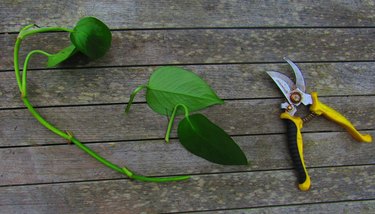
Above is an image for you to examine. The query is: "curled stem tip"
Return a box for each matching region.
[165,104,190,143]
[20,24,37,33]
[125,85,148,114]
[21,50,52,96]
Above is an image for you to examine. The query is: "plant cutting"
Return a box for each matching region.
[13,17,189,182]
[125,67,249,165]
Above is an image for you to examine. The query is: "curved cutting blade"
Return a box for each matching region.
[283,57,306,92]
[266,71,295,102]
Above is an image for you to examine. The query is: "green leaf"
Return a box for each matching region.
[70,16,112,59]
[47,44,77,67]
[146,66,224,115]
[178,114,248,165]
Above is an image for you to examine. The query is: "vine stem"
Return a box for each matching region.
[23,97,189,182]
[124,85,148,114]
[165,104,190,143]
[14,25,190,183]
[122,167,190,182]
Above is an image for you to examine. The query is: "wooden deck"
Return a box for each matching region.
[0,1,374,213]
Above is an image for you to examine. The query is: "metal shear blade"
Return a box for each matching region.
[283,57,306,92]
[266,71,295,97]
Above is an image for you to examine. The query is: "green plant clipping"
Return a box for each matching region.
[13,17,188,183]
[126,67,249,166]
[178,114,248,165]
[70,17,112,59]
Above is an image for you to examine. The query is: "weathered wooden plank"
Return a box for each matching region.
[1,96,373,147]
[1,0,375,33]
[1,62,374,109]
[1,131,374,186]
[0,165,373,213]
[194,200,375,214]
[2,28,375,70]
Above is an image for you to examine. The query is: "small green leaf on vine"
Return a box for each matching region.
[47,16,112,67]
[126,67,248,165]
[70,16,112,59]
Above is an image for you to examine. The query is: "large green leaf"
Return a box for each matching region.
[146,67,224,115]
[47,44,77,67]
[70,17,112,59]
[178,114,248,165]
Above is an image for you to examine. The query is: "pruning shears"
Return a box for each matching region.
[267,57,372,191]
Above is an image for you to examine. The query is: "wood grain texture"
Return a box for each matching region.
[1,1,374,212]
[1,0,375,32]
[1,96,373,147]
[2,28,375,70]
[195,200,375,214]
[0,165,374,213]
[1,131,374,186]
[1,62,374,109]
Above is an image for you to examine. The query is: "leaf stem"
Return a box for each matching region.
[165,104,190,143]
[21,50,52,97]
[125,85,148,114]
[19,26,74,39]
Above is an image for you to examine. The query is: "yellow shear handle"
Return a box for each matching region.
[310,92,372,143]
[280,112,311,191]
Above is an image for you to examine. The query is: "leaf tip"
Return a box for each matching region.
[237,154,249,166]
[237,158,250,166]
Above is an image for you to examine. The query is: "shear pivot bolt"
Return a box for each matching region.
[290,92,302,103]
